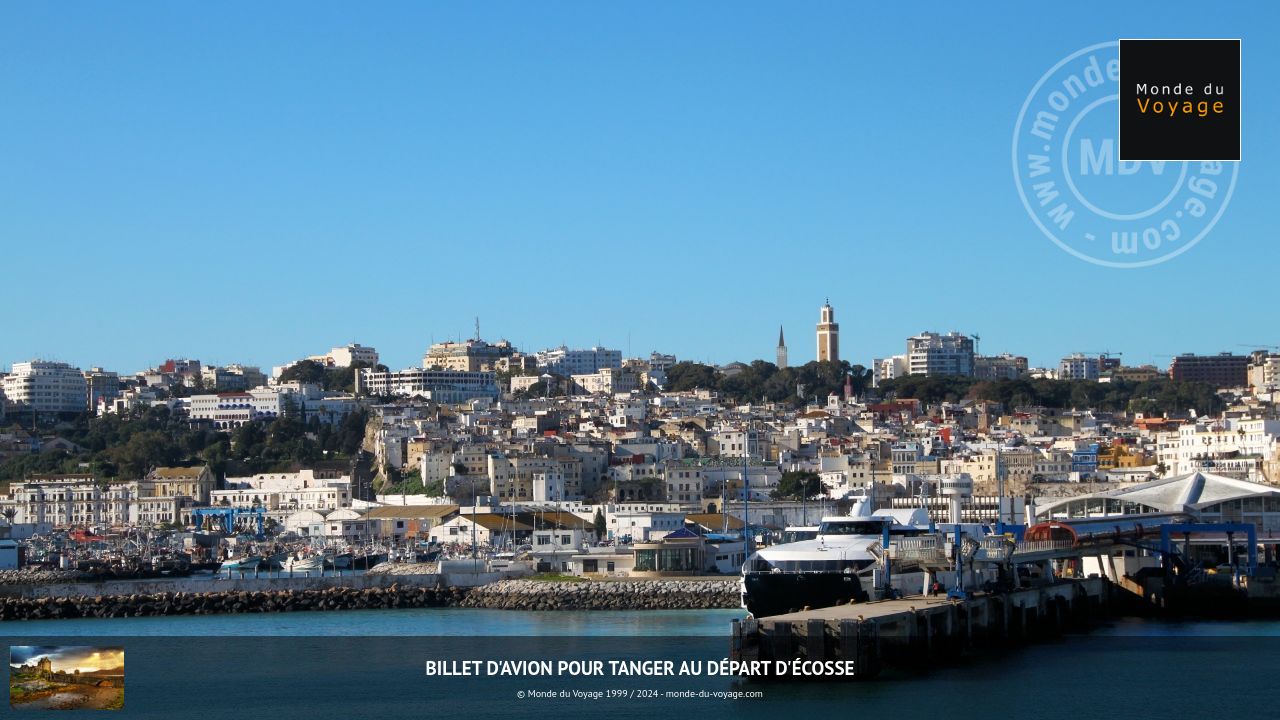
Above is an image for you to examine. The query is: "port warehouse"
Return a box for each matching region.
[732,471,1280,677]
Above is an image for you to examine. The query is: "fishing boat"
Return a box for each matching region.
[325,552,352,570]
[219,555,263,574]
[279,553,325,573]
[349,550,387,570]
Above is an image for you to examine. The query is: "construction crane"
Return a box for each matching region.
[1237,344,1280,351]
[970,333,981,356]
[1073,350,1123,360]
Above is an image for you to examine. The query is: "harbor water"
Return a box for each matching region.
[2,609,1277,718]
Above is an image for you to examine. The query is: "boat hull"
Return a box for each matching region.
[220,557,262,574]
[741,572,869,618]
[280,557,325,573]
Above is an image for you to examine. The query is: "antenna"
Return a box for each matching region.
[475,317,481,342]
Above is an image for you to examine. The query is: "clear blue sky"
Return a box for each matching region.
[2,2,1275,373]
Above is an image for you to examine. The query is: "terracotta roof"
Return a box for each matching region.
[463,514,535,531]
[684,513,745,530]
[364,504,459,520]
[148,466,208,479]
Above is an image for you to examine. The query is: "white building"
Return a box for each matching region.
[609,508,685,542]
[221,470,353,512]
[186,385,355,429]
[906,332,974,377]
[873,355,909,385]
[354,368,498,403]
[1249,353,1280,392]
[532,471,566,503]
[423,339,513,372]
[1,474,194,527]
[534,346,622,376]
[3,360,88,413]
[1058,353,1101,381]
[186,388,290,429]
[1164,418,1280,480]
[324,344,379,368]
[201,364,267,391]
[571,368,638,395]
[83,368,120,409]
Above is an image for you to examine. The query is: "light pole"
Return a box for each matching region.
[471,475,478,572]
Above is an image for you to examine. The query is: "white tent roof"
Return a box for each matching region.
[1037,471,1280,516]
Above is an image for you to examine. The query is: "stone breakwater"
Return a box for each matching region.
[0,585,467,620]
[0,578,741,620]
[0,569,87,585]
[458,579,741,611]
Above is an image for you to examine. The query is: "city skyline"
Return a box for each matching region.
[3,3,1277,373]
[3,309,1271,379]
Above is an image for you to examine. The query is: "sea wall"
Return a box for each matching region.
[459,578,741,611]
[0,576,741,620]
[0,583,466,620]
[0,571,444,600]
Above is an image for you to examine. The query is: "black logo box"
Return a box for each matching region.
[1119,39,1240,161]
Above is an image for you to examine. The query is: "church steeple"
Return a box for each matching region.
[776,325,788,370]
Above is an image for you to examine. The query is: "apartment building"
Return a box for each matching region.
[3,361,88,413]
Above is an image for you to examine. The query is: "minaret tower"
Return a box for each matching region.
[816,299,840,363]
[776,326,788,370]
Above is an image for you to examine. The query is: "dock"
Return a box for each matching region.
[731,577,1112,678]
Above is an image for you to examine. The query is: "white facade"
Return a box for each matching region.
[326,344,379,368]
[1164,418,1280,479]
[906,332,974,377]
[2,475,191,527]
[534,346,622,376]
[571,368,637,395]
[186,388,289,429]
[355,368,498,402]
[1058,353,1101,381]
[223,470,352,511]
[873,355,909,385]
[3,361,88,413]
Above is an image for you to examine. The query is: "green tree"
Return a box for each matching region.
[771,471,825,500]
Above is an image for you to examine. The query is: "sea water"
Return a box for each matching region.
[2,609,1276,719]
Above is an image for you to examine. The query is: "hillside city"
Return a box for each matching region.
[3,300,1279,574]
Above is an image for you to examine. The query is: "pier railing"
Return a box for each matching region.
[1011,539,1076,557]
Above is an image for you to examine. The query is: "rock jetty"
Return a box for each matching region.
[0,569,86,585]
[459,579,740,611]
[0,577,741,620]
[0,585,466,620]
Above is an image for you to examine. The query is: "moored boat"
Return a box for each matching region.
[740,502,934,618]
[279,553,325,573]
[220,555,263,574]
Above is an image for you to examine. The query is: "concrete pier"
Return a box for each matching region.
[731,578,1111,678]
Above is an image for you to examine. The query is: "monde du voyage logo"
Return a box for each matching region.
[1012,40,1240,268]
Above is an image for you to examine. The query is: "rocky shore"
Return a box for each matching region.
[459,578,741,611]
[0,577,740,620]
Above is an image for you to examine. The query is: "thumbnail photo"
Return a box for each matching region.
[9,646,124,711]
